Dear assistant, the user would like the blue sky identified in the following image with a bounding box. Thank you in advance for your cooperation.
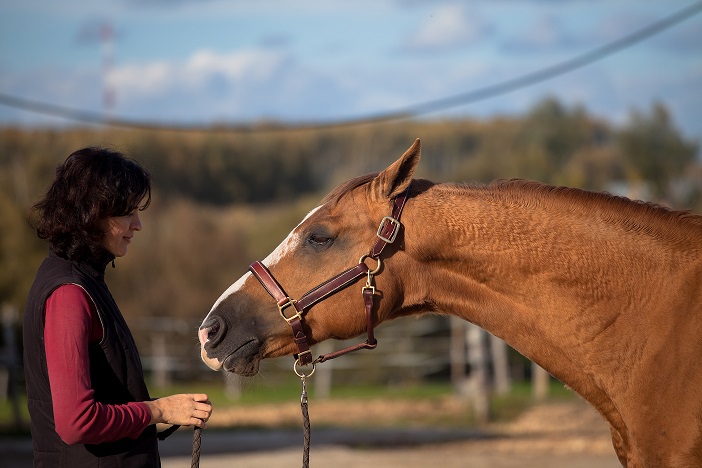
[1,0,700,144]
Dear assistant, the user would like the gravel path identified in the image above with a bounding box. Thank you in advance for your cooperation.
[160,399,622,468]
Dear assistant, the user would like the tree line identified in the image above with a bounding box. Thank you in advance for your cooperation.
[0,97,699,381]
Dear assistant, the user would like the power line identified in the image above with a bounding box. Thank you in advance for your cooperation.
[1,0,701,132]
[378,0,702,120]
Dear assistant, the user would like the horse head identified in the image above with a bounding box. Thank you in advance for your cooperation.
[199,139,421,375]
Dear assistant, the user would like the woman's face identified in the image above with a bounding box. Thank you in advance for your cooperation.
[101,209,142,257]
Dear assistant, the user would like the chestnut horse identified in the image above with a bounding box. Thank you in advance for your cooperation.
[199,139,702,467]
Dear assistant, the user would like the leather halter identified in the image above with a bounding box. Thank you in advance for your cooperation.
[249,188,410,366]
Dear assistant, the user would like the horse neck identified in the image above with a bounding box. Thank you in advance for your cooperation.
[398,182,700,395]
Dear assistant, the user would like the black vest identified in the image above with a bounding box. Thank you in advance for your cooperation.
[23,251,160,467]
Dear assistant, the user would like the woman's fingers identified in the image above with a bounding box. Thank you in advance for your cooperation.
[146,393,213,427]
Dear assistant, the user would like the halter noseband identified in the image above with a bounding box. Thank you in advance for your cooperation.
[248,188,410,367]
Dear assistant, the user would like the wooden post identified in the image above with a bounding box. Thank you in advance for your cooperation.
[449,317,466,391]
[225,373,242,400]
[489,333,511,395]
[314,341,333,399]
[532,361,550,400]
[151,333,169,389]
[465,324,490,423]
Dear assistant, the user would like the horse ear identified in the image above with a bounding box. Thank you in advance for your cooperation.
[371,138,421,202]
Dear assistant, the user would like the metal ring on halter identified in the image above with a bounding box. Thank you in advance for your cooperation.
[294,358,316,378]
[359,254,381,275]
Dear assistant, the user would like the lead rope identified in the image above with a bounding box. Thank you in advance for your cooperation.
[295,359,315,468]
[157,424,202,467]
[191,427,202,468]
[301,375,311,468]
[187,377,309,468]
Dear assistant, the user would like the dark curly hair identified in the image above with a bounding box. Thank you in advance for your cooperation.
[31,147,151,263]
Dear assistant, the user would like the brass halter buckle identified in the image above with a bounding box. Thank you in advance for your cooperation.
[376,216,401,243]
[278,297,302,323]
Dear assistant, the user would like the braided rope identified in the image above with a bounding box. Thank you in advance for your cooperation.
[191,427,202,468]
[188,377,309,468]
[300,375,311,468]
[301,394,311,467]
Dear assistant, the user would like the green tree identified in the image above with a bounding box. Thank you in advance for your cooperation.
[0,192,45,310]
[618,103,698,200]
[515,97,596,181]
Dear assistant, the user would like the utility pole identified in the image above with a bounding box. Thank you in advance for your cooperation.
[100,20,115,121]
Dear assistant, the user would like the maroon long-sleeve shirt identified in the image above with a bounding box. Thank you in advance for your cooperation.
[44,284,152,444]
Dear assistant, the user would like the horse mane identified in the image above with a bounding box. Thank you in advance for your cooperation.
[322,173,702,231]
[321,173,377,207]
[488,179,702,229]
[321,174,437,207]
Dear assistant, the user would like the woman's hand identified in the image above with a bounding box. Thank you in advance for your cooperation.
[144,394,212,428]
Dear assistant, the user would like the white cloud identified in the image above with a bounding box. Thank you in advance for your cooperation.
[109,61,172,95]
[499,14,579,53]
[403,4,490,52]
[185,49,284,83]
[108,48,287,99]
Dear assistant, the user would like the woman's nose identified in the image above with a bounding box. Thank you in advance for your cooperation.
[131,212,142,231]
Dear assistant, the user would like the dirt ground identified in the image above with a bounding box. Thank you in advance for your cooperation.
[160,397,622,468]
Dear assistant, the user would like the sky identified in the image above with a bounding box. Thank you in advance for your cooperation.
[0,0,701,145]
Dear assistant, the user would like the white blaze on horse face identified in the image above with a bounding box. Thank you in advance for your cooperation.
[203,205,323,325]
[263,205,322,267]
[207,272,252,317]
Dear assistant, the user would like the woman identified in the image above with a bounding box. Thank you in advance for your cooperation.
[23,147,212,467]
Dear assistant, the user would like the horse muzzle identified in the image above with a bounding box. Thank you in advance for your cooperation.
[198,316,263,375]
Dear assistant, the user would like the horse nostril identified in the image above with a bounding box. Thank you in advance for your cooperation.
[207,322,219,341]
[200,317,225,347]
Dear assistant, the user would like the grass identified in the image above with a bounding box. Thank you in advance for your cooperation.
[0,393,29,436]
[0,378,575,435]
[490,380,574,422]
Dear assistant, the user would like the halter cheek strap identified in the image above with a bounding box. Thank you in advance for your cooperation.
[249,261,371,364]
[249,188,410,366]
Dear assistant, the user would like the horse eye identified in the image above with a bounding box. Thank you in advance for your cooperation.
[307,233,333,247]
